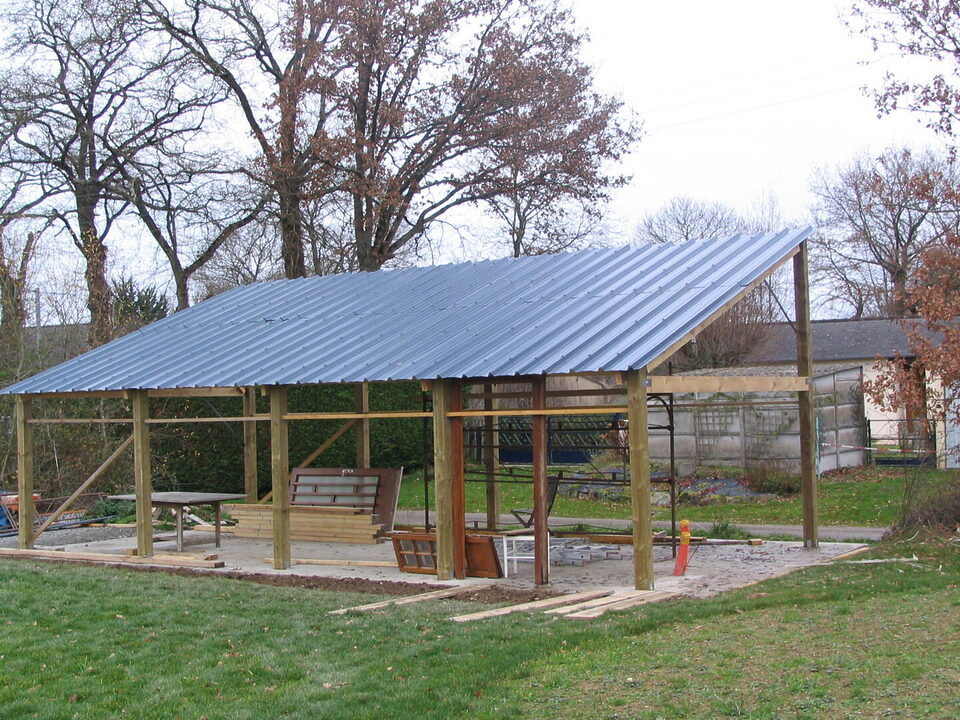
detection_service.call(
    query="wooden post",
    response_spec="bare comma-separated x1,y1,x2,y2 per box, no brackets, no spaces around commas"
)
243,387,258,502
452,382,466,579
483,383,500,530
793,242,819,548
532,376,550,585
270,386,291,569
15,395,34,550
131,390,153,557
432,379,455,580
627,369,654,590
356,381,370,467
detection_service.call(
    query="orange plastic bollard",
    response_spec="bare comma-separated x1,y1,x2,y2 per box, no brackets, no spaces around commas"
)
672,519,691,576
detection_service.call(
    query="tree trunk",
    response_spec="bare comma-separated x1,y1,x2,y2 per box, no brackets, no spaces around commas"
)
76,199,112,347
277,182,306,279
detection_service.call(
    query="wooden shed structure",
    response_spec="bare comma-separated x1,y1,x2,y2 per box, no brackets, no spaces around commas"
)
2,229,819,589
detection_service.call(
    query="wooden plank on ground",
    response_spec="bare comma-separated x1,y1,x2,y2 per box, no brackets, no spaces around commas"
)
328,584,486,615
563,590,677,619
261,558,396,567
543,590,651,615
0,547,224,568
449,589,614,622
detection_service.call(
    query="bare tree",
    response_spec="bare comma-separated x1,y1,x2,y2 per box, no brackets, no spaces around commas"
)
141,0,349,279
634,196,748,244
2,0,220,344
810,147,960,317
633,195,785,370
121,166,269,310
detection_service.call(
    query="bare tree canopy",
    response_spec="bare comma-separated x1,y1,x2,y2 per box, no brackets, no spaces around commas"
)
810,147,960,318
633,196,747,244
2,0,220,344
851,0,960,136
632,195,784,370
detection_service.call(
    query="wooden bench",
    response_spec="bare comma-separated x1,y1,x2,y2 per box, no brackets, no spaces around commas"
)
232,467,403,543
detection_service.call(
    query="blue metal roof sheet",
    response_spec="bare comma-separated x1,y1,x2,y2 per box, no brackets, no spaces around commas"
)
1,228,813,394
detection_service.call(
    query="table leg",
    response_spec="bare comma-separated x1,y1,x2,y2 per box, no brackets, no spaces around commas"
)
214,503,222,548
176,506,184,552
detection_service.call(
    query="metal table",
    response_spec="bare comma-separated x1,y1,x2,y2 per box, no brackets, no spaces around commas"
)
108,492,246,552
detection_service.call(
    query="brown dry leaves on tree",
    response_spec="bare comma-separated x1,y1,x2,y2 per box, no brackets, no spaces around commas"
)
864,233,960,426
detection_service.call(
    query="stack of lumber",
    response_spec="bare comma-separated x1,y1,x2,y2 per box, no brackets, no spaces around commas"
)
229,504,382,543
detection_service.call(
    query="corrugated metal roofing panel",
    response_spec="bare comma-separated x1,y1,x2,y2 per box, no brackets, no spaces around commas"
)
1,228,813,394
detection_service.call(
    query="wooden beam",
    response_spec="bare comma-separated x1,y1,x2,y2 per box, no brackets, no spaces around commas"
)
628,369,655,591
16,396,34,550
148,387,245,398
356,382,371,467
144,416,269,424
270,386,291,569
483,384,500,531
131,390,153,557
31,434,134,542
0,547,224,568
794,241,819,548
297,419,358,469
282,411,431,421
452,382,466,580
432,379,455,581
646,245,802,372
448,406,626,418
28,418,134,425
532,376,550,586
25,390,126,400
243,388,258,502
647,375,810,394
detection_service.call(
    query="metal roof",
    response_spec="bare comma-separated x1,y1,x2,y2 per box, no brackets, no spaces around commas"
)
1,228,813,394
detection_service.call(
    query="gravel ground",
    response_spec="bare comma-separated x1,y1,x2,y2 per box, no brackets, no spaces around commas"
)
0,525,136,549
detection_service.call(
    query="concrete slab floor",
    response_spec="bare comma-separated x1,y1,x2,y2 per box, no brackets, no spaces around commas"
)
31,529,866,598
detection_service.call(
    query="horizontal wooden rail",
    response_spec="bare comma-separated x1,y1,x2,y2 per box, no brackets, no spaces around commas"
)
647,375,810,393
145,416,270,424
282,411,432,421
448,405,627,418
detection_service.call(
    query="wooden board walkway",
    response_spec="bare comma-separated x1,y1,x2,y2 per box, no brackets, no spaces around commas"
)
449,589,614,622
0,547,225,568
329,583,487,615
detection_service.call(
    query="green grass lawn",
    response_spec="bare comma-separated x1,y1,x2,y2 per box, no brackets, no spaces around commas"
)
0,533,957,719
397,465,950,528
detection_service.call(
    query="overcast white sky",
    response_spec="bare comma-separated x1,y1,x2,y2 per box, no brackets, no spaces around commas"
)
571,0,948,232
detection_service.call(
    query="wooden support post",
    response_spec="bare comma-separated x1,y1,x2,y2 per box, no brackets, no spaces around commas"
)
270,386,291,569
432,379,455,580
15,396,34,550
356,381,370,467
243,387,258,502
794,241,819,548
532,376,550,585
131,390,153,557
627,369,655,590
452,382,466,579
483,383,500,530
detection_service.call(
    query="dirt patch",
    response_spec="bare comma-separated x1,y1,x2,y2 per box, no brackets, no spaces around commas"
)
2,554,558,604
